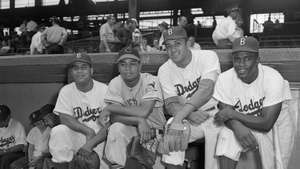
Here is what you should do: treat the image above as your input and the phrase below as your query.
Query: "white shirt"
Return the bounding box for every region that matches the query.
[158,49,220,111]
[54,80,108,132]
[0,118,26,150]
[105,73,166,129]
[189,43,201,50]
[27,126,51,158]
[30,31,43,54]
[213,64,285,115]
[100,22,115,42]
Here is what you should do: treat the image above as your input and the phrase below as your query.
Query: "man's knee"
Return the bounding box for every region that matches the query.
[108,122,129,138]
[51,124,72,135]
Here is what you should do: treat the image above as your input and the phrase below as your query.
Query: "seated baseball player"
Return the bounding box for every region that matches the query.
[48,53,109,169]
[102,47,166,168]
[213,36,286,169]
[0,105,27,169]
[157,26,221,169]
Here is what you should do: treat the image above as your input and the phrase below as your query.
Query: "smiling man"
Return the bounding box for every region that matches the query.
[157,26,221,169]
[103,47,166,169]
[213,36,286,169]
[49,53,109,169]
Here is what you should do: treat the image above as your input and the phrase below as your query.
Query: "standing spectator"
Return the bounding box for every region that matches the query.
[178,16,188,28]
[99,15,117,52]
[49,53,109,169]
[41,17,68,54]
[212,7,244,48]
[0,105,27,169]
[30,25,46,55]
[158,21,168,51]
[187,36,201,50]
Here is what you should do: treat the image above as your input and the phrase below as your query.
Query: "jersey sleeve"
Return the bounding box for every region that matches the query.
[201,51,221,81]
[158,65,178,99]
[26,127,38,145]
[264,71,285,107]
[213,73,233,106]
[142,75,163,107]
[104,78,124,105]
[14,121,27,146]
[54,87,73,116]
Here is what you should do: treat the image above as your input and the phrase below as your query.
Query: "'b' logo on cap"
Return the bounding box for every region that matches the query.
[168,28,173,35]
[240,37,246,46]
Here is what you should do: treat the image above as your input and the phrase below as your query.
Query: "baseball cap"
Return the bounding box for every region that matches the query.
[232,36,259,53]
[163,26,187,43]
[0,105,10,121]
[70,53,92,66]
[117,47,140,62]
[159,21,168,29]
[29,104,54,124]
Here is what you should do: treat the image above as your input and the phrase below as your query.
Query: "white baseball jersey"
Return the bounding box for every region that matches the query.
[213,64,286,169]
[105,73,166,129]
[158,49,221,111]
[213,64,285,115]
[27,126,51,158]
[0,118,26,150]
[54,80,108,133]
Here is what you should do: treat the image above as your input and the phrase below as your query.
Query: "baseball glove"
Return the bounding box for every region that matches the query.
[157,119,191,154]
[69,148,100,169]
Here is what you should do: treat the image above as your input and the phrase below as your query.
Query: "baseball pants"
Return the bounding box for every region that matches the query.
[49,124,109,169]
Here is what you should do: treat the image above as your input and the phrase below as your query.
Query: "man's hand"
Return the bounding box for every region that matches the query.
[98,108,110,128]
[138,119,152,144]
[214,107,236,124]
[187,110,209,126]
[232,122,258,150]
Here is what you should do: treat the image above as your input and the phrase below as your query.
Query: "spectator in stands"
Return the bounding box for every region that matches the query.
[0,105,26,169]
[263,16,274,34]
[140,37,155,52]
[116,18,138,49]
[30,25,46,55]
[26,20,38,39]
[273,19,282,32]
[41,17,68,54]
[152,38,160,51]
[178,16,188,28]
[99,15,118,52]
[158,21,168,50]
[187,36,201,50]
[212,7,244,48]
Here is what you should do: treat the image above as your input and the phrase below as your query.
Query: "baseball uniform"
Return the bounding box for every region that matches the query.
[158,49,221,169]
[213,64,286,169]
[50,80,108,169]
[104,73,166,166]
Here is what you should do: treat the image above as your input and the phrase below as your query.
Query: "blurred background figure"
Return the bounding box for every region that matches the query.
[187,36,201,50]
[99,15,118,52]
[158,21,168,51]
[212,7,244,48]
[30,25,46,55]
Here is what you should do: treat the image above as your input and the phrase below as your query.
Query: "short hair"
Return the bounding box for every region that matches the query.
[0,105,11,121]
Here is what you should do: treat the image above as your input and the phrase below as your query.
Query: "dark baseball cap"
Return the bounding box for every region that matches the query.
[0,105,10,121]
[159,21,169,29]
[163,26,187,43]
[70,53,92,66]
[232,36,259,53]
[29,104,54,124]
[117,47,140,62]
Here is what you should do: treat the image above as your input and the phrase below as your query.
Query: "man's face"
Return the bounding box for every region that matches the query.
[179,17,188,27]
[71,62,93,85]
[165,39,189,65]
[108,17,116,25]
[118,58,141,83]
[233,51,259,83]
[0,116,10,128]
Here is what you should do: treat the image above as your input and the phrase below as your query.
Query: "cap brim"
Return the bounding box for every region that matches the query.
[117,54,140,62]
[232,47,258,53]
[70,59,91,67]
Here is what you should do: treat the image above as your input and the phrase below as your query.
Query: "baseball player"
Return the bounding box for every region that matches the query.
[102,47,166,168]
[49,53,109,169]
[213,36,287,169]
[157,26,221,169]
[0,105,27,169]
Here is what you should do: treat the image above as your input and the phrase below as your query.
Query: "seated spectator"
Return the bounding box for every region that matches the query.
[115,18,138,49]
[187,36,201,50]
[152,38,160,51]
[103,47,166,168]
[30,25,46,55]
[212,7,244,48]
[41,17,68,54]
[158,21,168,50]
[140,37,156,52]
[0,105,26,169]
